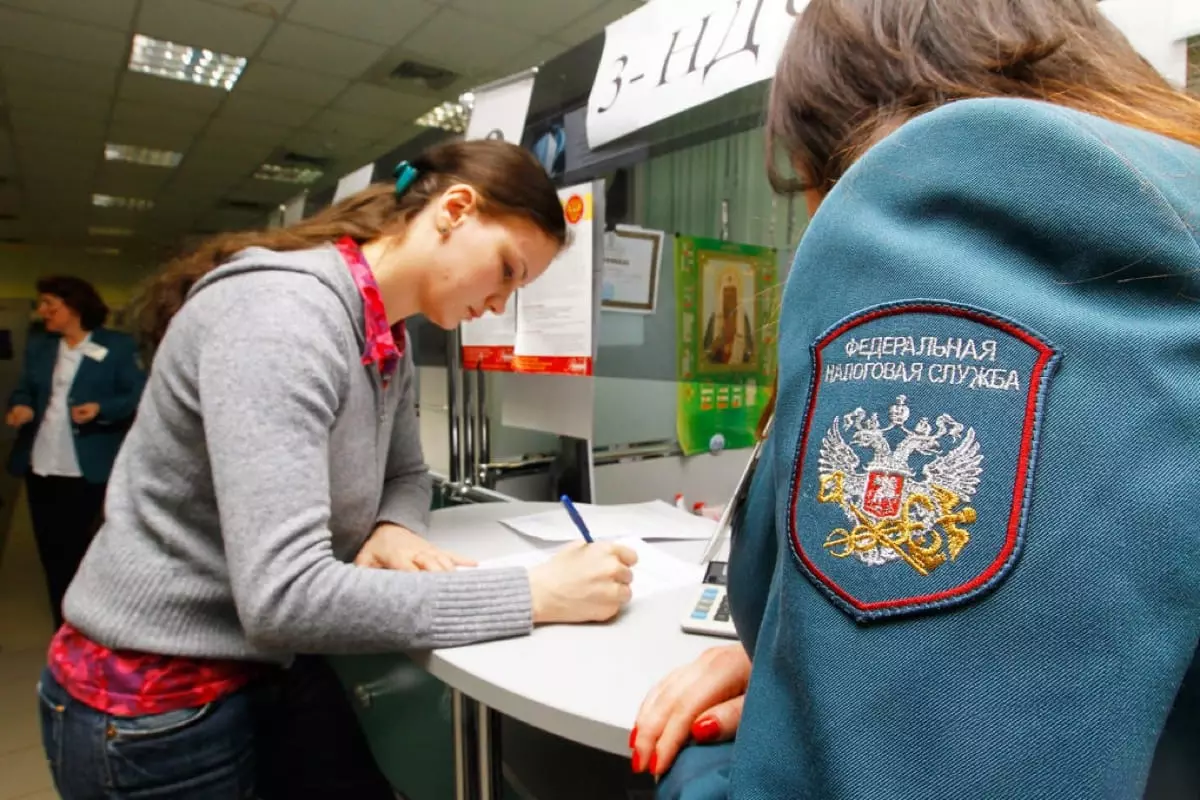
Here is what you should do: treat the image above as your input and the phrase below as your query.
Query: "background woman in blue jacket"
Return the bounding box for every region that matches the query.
[633,1,1200,797]
[5,276,145,628]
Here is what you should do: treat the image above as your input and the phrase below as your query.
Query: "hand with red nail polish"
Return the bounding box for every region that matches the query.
[630,644,750,779]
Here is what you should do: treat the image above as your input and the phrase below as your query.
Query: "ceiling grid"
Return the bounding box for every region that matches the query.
[0,0,643,259]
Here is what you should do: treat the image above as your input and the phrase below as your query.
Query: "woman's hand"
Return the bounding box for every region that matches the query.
[5,405,33,428]
[354,523,476,572]
[71,403,100,424]
[527,541,638,624]
[631,644,751,778]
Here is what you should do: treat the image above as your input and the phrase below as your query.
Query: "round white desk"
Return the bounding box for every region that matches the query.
[412,502,723,800]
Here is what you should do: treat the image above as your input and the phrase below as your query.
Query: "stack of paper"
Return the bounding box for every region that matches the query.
[500,500,716,543]
[474,538,703,602]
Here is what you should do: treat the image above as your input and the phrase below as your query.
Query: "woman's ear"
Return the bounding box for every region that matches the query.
[438,184,480,230]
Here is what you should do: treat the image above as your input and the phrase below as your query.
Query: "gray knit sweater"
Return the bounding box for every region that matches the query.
[64,244,532,661]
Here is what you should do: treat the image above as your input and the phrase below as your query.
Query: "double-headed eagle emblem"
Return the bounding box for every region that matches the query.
[817,395,983,576]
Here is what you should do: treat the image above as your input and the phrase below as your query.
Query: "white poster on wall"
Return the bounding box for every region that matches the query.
[465,69,537,144]
[332,163,375,203]
[586,0,1196,148]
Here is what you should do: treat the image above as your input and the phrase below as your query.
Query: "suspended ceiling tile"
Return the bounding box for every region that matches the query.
[449,0,599,38]
[233,61,350,105]
[204,0,292,18]
[136,0,275,57]
[405,8,538,73]
[303,107,399,140]
[118,72,228,114]
[284,129,376,162]
[259,22,389,78]
[0,49,120,93]
[0,6,129,68]
[4,84,114,117]
[554,0,639,46]
[10,109,109,141]
[229,177,304,205]
[287,0,438,47]
[203,112,299,145]
[494,37,571,75]
[95,163,179,197]
[220,90,322,127]
[0,0,137,30]
[105,124,198,155]
[183,136,275,171]
[111,99,215,133]
[329,82,430,123]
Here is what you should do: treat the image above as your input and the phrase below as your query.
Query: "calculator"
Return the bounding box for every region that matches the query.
[678,417,771,640]
[680,559,737,639]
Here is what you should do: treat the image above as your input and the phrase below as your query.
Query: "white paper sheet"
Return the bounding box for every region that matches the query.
[500,500,717,543]
[471,537,704,601]
[514,184,596,366]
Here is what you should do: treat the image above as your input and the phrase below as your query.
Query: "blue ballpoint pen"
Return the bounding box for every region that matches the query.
[560,495,594,544]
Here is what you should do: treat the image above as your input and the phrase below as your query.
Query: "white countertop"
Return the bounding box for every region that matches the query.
[412,502,721,757]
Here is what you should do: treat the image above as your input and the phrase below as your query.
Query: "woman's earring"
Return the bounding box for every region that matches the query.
[437,224,450,241]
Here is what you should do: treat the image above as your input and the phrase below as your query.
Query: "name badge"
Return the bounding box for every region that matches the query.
[788,301,1060,622]
[83,343,109,362]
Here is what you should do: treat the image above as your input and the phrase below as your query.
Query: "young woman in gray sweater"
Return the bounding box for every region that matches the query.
[37,139,636,799]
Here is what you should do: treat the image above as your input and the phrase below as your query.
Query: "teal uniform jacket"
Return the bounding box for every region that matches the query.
[7,328,145,485]
[660,98,1200,799]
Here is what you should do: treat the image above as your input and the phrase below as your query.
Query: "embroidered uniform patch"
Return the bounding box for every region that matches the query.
[788,302,1059,622]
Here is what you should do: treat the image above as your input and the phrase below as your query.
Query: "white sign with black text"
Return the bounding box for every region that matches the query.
[586,0,1197,148]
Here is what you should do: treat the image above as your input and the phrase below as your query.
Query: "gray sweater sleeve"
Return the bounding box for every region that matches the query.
[198,288,532,652]
[377,335,433,534]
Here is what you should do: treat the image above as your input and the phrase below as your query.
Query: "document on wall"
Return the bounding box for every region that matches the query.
[501,500,717,543]
[471,537,704,602]
[512,183,598,376]
[602,225,664,313]
[461,304,517,371]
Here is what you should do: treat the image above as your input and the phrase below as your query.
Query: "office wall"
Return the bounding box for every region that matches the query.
[0,245,155,309]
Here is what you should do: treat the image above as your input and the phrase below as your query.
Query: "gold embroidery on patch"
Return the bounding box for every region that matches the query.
[815,396,983,576]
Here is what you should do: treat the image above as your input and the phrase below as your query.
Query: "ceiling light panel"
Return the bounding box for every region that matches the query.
[92,194,155,211]
[415,93,474,133]
[254,164,324,184]
[129,34,247,91]
[105,143,184,168]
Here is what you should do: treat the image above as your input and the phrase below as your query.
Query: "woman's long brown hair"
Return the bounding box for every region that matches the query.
[131,139,566,354]
[767,0,1200,194]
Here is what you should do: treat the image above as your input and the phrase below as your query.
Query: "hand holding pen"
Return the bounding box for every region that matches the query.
[525,496,638,624]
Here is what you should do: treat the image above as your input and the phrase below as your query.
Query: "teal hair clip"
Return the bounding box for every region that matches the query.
[394,161,419,196]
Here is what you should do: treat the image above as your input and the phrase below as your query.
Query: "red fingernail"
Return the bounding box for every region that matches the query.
[629,726,638,749]
[648,753,659,776]
[692,717,720,743]
[631,751,641,773]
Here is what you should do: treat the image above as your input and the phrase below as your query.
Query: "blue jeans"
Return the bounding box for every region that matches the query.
[38,668,258,799]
